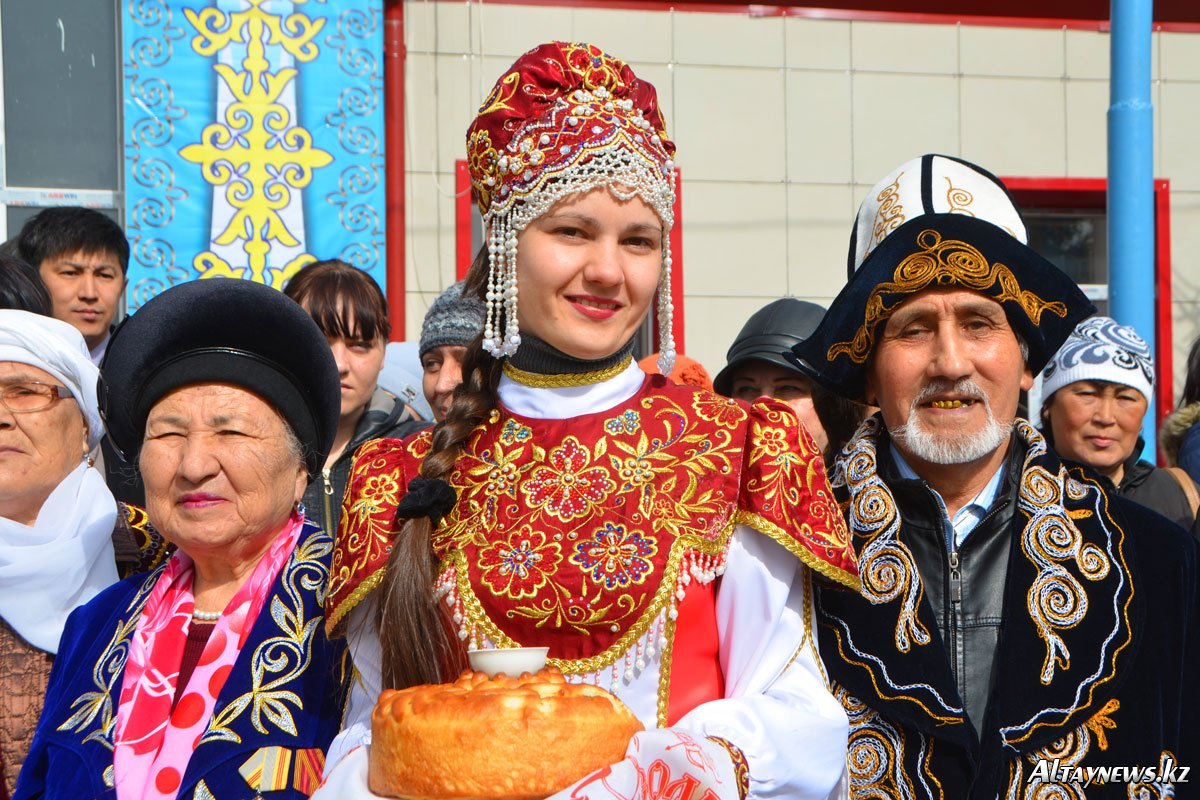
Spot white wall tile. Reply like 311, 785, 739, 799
571, 7, 673, 65
960, 77, 1067, 177
850, 21, 958, 75
404, 0, 471, 55
1172, 302, 1200, 403
1160, 82, 1200, 192
680, 181, 788, 298
673, 66, 785, 183
1065, 29, 1109, 80
787, 183, 856, 299
405, 53, 476, 176
404, 171, 457, 300
674, 11, 784, 68
851, 73, 959, 184
404, 291, 442, 342
1159, 31, 1200, 83
785, 17, 851, 71
683, 295, 789, 377
475, 4, 573, 58
786, 70, 853, 184
1064, 79, 1108, 177
960, 26, 1063, 78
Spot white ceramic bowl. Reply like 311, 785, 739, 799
467, 647, 550, 678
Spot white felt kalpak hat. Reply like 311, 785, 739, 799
788, 154, 1096, 401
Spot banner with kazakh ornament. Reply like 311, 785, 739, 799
122, 0, 385, 311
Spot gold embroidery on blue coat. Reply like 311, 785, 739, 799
202, 532, 332, 744
57, 571, 160, 749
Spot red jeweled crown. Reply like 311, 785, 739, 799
466, 41, 676, 228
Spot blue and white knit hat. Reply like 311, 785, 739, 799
1041, 315, 1154, 401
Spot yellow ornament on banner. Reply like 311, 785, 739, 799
180, 0, 333, 287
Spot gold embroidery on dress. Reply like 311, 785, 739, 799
1013, 421, 1114, 686
828, 229, 1070, 364
871, 174, 906, 250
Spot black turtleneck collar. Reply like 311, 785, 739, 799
507, 332, 636, 377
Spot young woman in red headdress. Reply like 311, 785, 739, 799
317, 41, 859, 799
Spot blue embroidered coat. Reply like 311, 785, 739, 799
14, 522, 349, 800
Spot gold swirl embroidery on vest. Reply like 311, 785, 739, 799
1014, 700, 1119, 800
827, 229, 1070, 365
837, 686, 923, 799
1019, 461, 1111, 685
871, 174, 906, 250
1126, 750, 1180, 799
833, 418, 930, 652
944, 177, 975, 215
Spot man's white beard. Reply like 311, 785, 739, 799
888, 379, 1012, 465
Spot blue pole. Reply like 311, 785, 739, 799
1108, 0, 1157, 459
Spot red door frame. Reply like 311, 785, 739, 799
1005, 176, 1175, 430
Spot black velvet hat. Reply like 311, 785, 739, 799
787, 154, 1095, 402
100, 278, 340, 477
713, 298, 826, 397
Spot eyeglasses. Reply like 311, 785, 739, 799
0, 381, 75, 413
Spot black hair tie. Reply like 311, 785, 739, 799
396, 477, 458, 527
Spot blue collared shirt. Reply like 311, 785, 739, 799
891, 449, 1006, 550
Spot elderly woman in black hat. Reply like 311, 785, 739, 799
16, 280, 349, 800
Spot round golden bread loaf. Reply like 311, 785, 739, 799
369, 667, 644, 800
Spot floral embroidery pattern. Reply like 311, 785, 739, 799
479, 527, 562, 599
327, 384, 858, 666
691, 393, 743, 429
522, 436, 616, 522
604, 409, 640, 435
500, 418, 533, 445
571, 523, 658, 589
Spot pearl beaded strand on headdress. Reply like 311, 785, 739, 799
656, 245, 676, 375
481, 215, 523, 360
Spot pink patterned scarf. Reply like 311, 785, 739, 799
112, 515, 303, 800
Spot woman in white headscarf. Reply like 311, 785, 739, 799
0, 309, 166, 796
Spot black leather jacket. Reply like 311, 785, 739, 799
879, 439, 1024, 738
301, 388, 428, 537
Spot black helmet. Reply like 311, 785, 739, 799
713, 298, 826, 397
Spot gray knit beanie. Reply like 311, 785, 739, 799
419, 281, 486, 357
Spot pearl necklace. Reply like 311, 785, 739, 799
192, 609, 221, 622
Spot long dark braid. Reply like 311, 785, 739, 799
377, 248, 500, 689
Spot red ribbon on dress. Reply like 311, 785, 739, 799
667, 579, 724, 725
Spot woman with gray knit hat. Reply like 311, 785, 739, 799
419, 280, 485, 421
1041, 315, 1199, 536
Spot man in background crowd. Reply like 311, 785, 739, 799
16, 207, 128, 366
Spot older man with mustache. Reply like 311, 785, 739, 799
789, 154, 1199, 798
